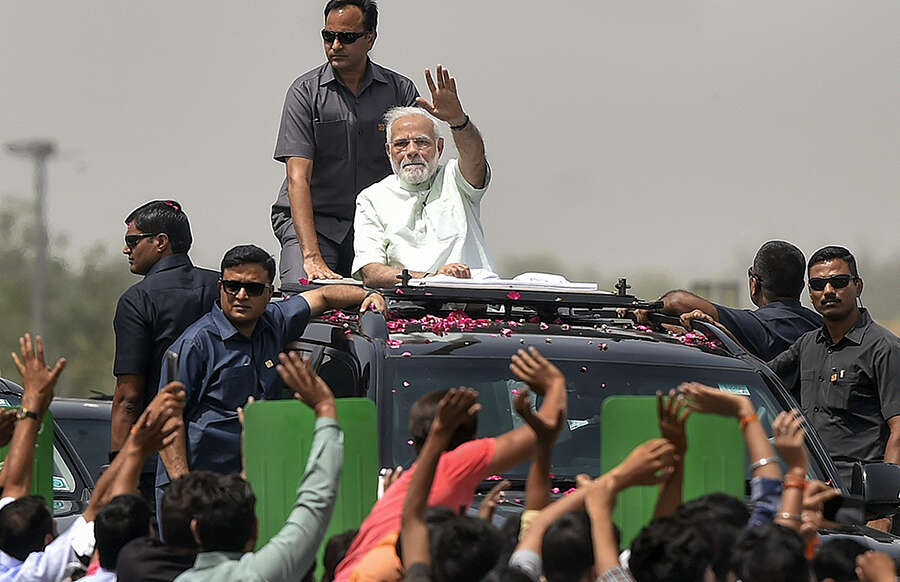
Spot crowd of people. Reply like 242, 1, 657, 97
2, 0, 900, 580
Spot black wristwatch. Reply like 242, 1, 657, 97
16, 408, 40, 422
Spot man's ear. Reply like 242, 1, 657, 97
245, 516, 259, 553
437, 137, 444, 158
155, 233, 171, 254
190, 518, 203, 548
43, 532, 54, 548
855, 277, 864, 298
366, 30, 377, 50
385, 142, 391, 159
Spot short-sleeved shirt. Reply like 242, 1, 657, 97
334, 437, 497, 582
155, 296, 312, 486
272, 60, 419, 243
712, 300, 822, 362
351, 159, 496, 277
767, 309, 900, 484
113, 253, 220, 409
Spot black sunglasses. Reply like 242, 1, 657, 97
220, 279, 270, 297
125, 233, 158, 250
809, 274, 855, 291
321, 29, 369, 44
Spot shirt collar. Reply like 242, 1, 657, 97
211, 303, 241, 340
815, 308, 871, 345
0, 550, 22, 571
192, 551, 245, 570
145, 253, 194, 277
320, 59, 384, 91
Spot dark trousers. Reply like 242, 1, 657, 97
272, 211, 354, 285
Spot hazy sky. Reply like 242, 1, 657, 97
2, 1, 898, 288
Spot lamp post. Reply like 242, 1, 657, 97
5, 139, 57, 336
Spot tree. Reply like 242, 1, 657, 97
0, 200, 133, 397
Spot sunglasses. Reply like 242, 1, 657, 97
220, 279, 270, 297
809, 274, 855, 291
321, 29, 369, 44
125, 233, 158, 250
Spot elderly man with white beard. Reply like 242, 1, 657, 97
351, 64, 496, 288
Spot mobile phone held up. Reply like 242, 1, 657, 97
166, 350, 179, 384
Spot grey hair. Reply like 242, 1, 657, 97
384, 107, 441, 143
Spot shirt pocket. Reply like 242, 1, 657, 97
213, 366, 257, 410
799, 370, 818, 412
425, 193, 465, 242
825, 372, 861, 410
314, 119, 348, 161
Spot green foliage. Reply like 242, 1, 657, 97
0, 201, 133, 397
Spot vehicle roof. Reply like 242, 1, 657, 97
0, 379, 111, 419
306, 309, 755, 371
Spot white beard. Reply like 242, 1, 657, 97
392, 154, 439, 187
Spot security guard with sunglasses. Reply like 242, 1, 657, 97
113, 200, 219, 515
271, 0, 419, 285
154, 244, 386, 518
768, 246, 900, 530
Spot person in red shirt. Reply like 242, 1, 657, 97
333, 347, 567, 582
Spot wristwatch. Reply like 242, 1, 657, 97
16, 408, 40, 422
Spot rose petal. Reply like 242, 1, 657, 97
401, 351, 412, 357
299, 278, 310, 285
507, 291, 521, 300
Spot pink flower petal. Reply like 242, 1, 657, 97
400, 351, 412, 357
403, 381, 410, 387
395, 289, 405, 295
299, 277, 310, 285
551, 487, 560, 494
507, 291, 521, 300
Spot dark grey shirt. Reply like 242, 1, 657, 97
272, 60, 418, 243
768, 309, 900, 483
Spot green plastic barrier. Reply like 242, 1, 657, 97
243, 398, 378, 574
0, 408, 54, 507
601, 396, 745, 546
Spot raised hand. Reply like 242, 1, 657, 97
129, 382, 185, 454
856, 551, 897, 582
11, 333, 66, 415
515, 387, 565, 444
678, 382, 753, 419
657, 389, 690, 456
772, 410, 807, 471
276, 351, 335, 412
0, 409, 17, 447
478, 479, 510, 522
610, 438, 678, 489
434, 388, 481, 434
416, 65, 467, 126
510, 347, 565, 396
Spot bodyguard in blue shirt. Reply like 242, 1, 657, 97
634, 240, 822, 363
155, 244, 385, 507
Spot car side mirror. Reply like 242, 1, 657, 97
850, 462, 900, 519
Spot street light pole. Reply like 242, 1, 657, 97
5, 139, 56, 336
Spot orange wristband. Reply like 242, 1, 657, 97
739, 412, 758, 430
783, 478, 807, 491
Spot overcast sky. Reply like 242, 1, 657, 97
2, 0, 898, 289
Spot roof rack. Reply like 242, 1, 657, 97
281, 273, 661, 312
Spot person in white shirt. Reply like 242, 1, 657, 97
352, 64, 495, 288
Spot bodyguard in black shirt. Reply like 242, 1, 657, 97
634, 241, 822, 362
112, 200, 219, 508
768, 246, 900, 530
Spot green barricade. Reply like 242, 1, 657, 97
601, 396, 745, 546
0, 408, 54, 507
243, 398, 378, 574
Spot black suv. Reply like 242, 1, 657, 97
282, 279, 900, 554
0, 379, 111, 531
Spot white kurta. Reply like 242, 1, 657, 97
351, 158, 496, 277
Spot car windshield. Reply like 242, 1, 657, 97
384, 356, 831, 483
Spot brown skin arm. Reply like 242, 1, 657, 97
110, 374, 146, 452
286, 157, 340, 280
159, 423, 189, 481
660, 290, 720, 321
360, 263, 430, 289
301, 285, 387, 316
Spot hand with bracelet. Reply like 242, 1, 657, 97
773, 410, 807, 532
678, 382, 781, 480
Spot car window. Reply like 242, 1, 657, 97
54, 418, 109, 482
384, 357, 829, 483
52, 446, 76, 493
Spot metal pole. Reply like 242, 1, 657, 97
5, 139, 56, 336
